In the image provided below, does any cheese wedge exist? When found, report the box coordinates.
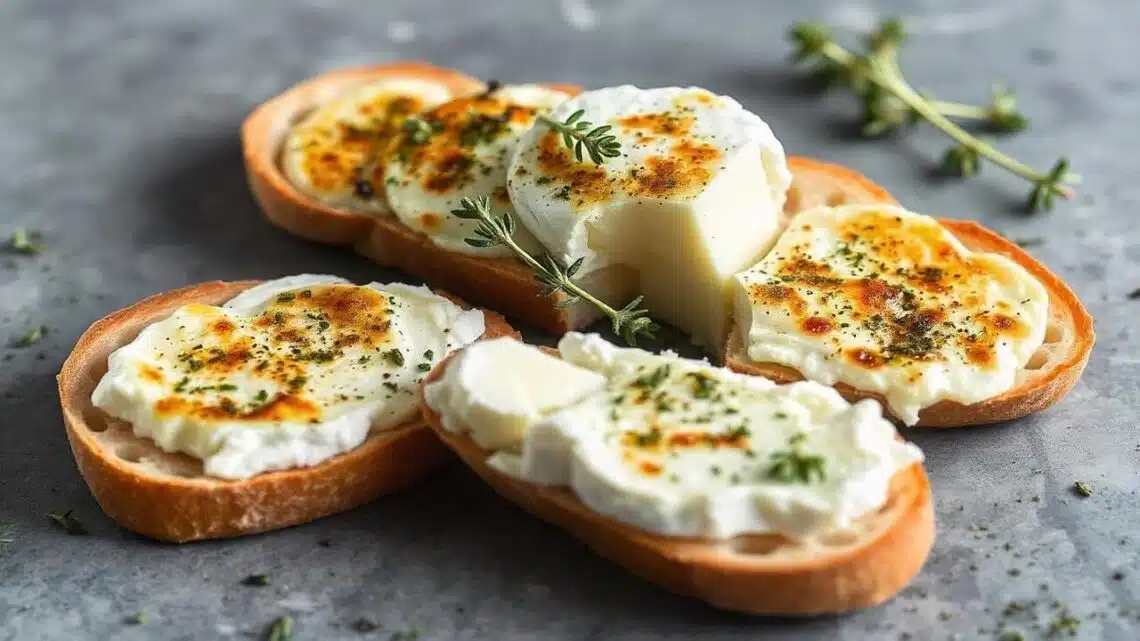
[507,85,792,350]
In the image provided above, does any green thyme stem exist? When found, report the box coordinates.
[875,53,1073,197]
[451,196,657,346]
[927,99,991,121]
[817,39,1073,199]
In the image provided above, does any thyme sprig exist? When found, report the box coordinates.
[451,196,657,345]
[765,433,827,484]
[790,19,1076,212]
[538,110,622,165]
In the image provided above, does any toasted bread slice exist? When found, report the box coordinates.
[419,353,934,615]
[725,159,1095,427]
[56,280,517,543]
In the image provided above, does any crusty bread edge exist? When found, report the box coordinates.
[241,62,487,244]
[417,351,935,615]
[56,279,518,543]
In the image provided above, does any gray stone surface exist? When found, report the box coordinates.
[0,0,1137,638]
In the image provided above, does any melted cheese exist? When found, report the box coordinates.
[507,85,791,349]
[426,333,923,540]
[733,205,1049,424]
[282,79,455,211]
[92,274,484,479]
[384,85,571,256]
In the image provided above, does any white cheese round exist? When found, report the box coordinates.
[732,204,1050,424]
[282,78,455,211]
[428,332,923,541]
[507,85,792,349]
[384,84,572,257]
[92,275,484,479]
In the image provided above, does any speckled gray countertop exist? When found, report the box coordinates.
[1,0,1137,639]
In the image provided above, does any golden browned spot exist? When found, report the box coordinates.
[965,345,993,367]
[492,186,511,204]
[398,95,539,194]
[536,131,610,206]
[155,393,321,423]
[748,283,807,317]
[211,319,236,336]
[666,431,749,449]
[138,364,164,384]
[852,278,903,313]
[802,316,833,335]
[422,150,474,193]
[617,111,695,136]
[628,155,711,200]
[420,212,440,229]
[639,461,663,476]
[847,347,885,369]
[296,93,425,194]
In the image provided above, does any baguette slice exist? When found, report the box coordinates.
[419,351,935,616]
[725,159,1095,427]
[56,280,517,543]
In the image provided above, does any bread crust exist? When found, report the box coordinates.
[56,280,517,543]
[725,159,1095,427]
[419,355,935,615]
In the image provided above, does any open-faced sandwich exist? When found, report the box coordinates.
[57,275,515,542]
[422,334,934,615]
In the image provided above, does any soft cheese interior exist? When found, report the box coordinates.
[425,334,923,540]
[508,86,792,351]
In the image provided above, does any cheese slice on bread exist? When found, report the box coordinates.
[57,277,516,542]
[421,334,934,615]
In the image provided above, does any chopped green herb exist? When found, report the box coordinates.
[416,363,431,372]
[217,383,238,392]
[254,390,269,403]
[423,350,434,359]
[358,355,372,365]
[724,425,751,441]
[632,365,671,390]
[773,412,788,420]
[124,612,147,625]
[1048,611,1079,636]
[46,509,88,535]
[276,293,296,303]
[288,375,307,391]
[765,433,826,484]
[1072,481,1093,497]
[383,382,399,392]
[997,630,1025,641]
[11,325,47,347]
[390,626,420,641]
[7,227,43,254]
[241,574,269,587]
[353,618,379,632]
[267,615,293,641]
[174,377,190,393]
[383,349,405,367]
